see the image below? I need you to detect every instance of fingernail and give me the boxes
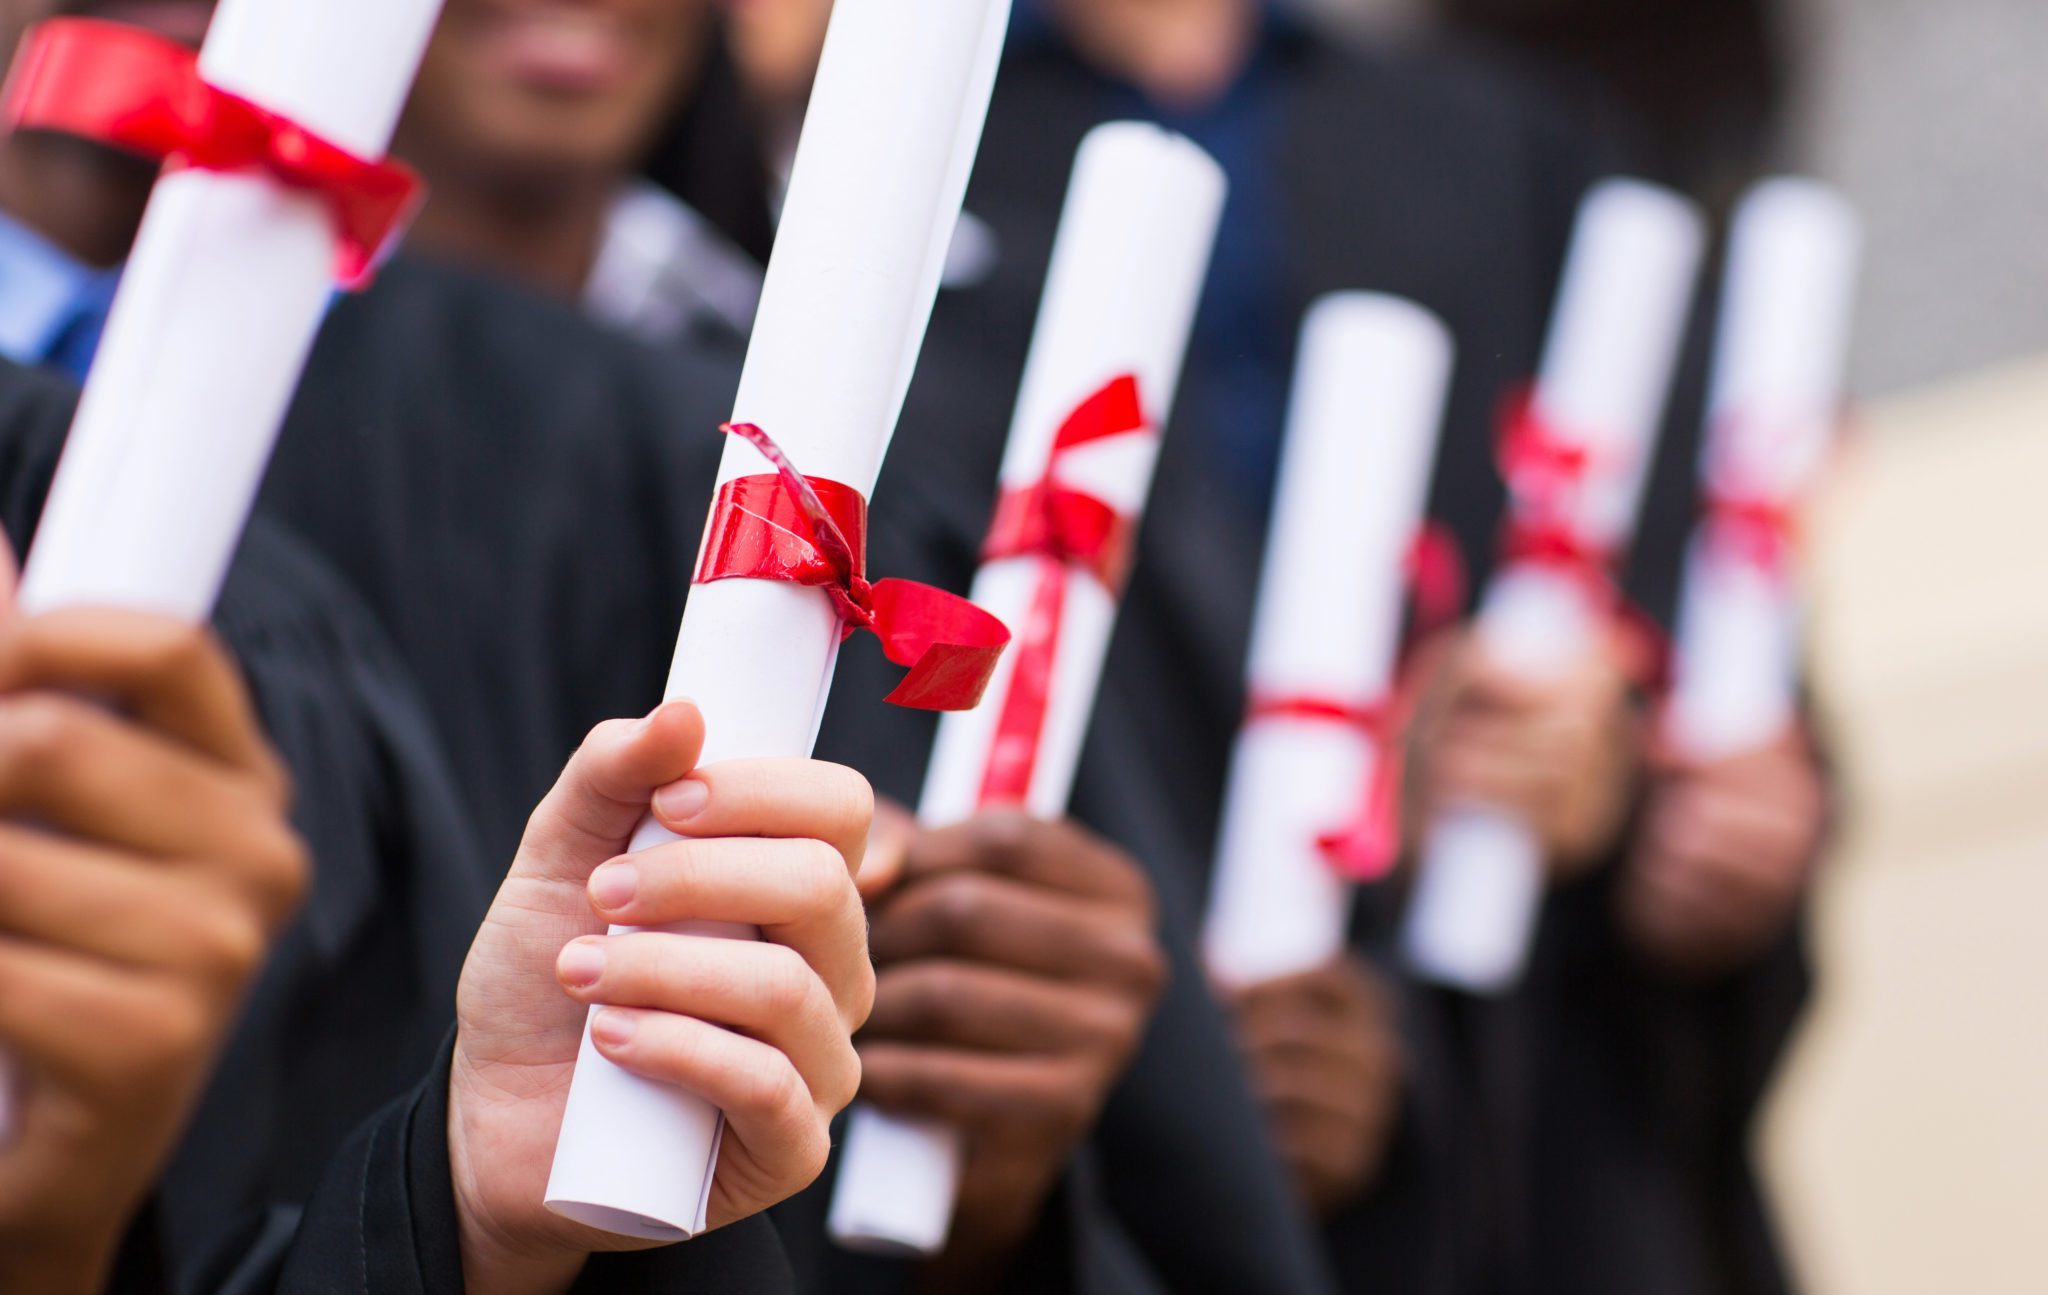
[592,1008,638,1048]
[590,862,639,911]
[655,778,709,822]
[558,939,607,988]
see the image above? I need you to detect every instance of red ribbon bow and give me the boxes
[1494,386,1621,603]
[1245,694,1405,882]
[2,19,423,288]
[974,375,1150,805]
[1702,487,1799,577]
[694,422,1010,712]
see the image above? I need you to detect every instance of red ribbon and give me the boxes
[973,375,1149,805]
[694,423,1011,712]
[1701,488,1798,577]
[1245,693,1405,882]
[1494,385,1621,605]
[1405,520,1470,644]
[1,19,422,288]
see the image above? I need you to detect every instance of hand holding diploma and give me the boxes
[1621,729,1828,977]
[1201,293,1455,991]
[848,808,1167,1280]
[828,120,1224,1258]
[544,0,1015,1239]
[1623,179,1858,977]
[448,705,875,1289]
[0,541,312,1294]
[0,0,440,1156]
[1227,957,1407,1219]
[1401,179,1706,994]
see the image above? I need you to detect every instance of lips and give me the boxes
[470,5,638,96]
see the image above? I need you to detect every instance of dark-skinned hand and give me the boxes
[0,534,310,1295]
[1618,727,1827,978]
[1404,625,1643,878]
[1228,956,1406,1218]
[856,805,1167,1287]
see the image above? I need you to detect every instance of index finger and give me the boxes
[0,609,280,791]
[650,757,873,879]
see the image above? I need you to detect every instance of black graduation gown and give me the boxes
[839,22,1809,1295]
[0,356,487,1290]
[0,327,795,1288]
[259,256,735,869]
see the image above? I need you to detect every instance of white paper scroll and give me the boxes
[1401,179,1706,994]
[1665,179,1859,760]
[543,0,1013,1241]
[827,120,1226,1260]
[1202,294,1454,989]
[19,0,442,615]
[0,0,442,1146]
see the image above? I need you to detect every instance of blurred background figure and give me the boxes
[397,0,768,343]
[708,3,2048,1294]
[1300,2,2048,1293]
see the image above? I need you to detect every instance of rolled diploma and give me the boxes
[0,0,441,1142]
[1666,179,1859,760]
[828,121,1226,1258]
[1402,179,1706,993]
[1202,294,1454,990]
[543,0,1014,1241]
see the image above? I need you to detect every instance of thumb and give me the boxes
[515,699,706,881]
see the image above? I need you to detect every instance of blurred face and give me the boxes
[721,0,831,114]
[402,0,712,191]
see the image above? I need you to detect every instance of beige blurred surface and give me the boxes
[1763,355,2048,1295]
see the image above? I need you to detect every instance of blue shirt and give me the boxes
[0,209,119,382]
[1011,1,1296,514]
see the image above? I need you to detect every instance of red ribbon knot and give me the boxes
[695,422,1010,712]
[1702,488,1798,577]
[974,375,1150,805]
[1245,693,1404,882]
[1494,386,1622,605]
[2,19,423,288]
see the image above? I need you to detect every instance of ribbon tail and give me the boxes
[1405,520,1470,643]
[1052,373,1149,451]
[976,559,1066,805]
[866,578,1011,711]
[1316,755,1403,883]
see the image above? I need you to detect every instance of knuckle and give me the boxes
[924,872,991,939]
[1098,923,1168,1000]
[736,1055,807,1121]
[249,746,297,813]
[0,693,79,779]
[582,715,640,756]
[819,1044,863,1114]
[759,944,819,1018]
[836,769,876,834]
[134,990,214,1072]
[790,837,848,904]
[974,809,1033,862]
[876,964,959,1039]
[135,621,218,692]
[843,957,877,1032]
[191,903,269,984]
[788,1119,832,1189]
[252,827,314,920]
